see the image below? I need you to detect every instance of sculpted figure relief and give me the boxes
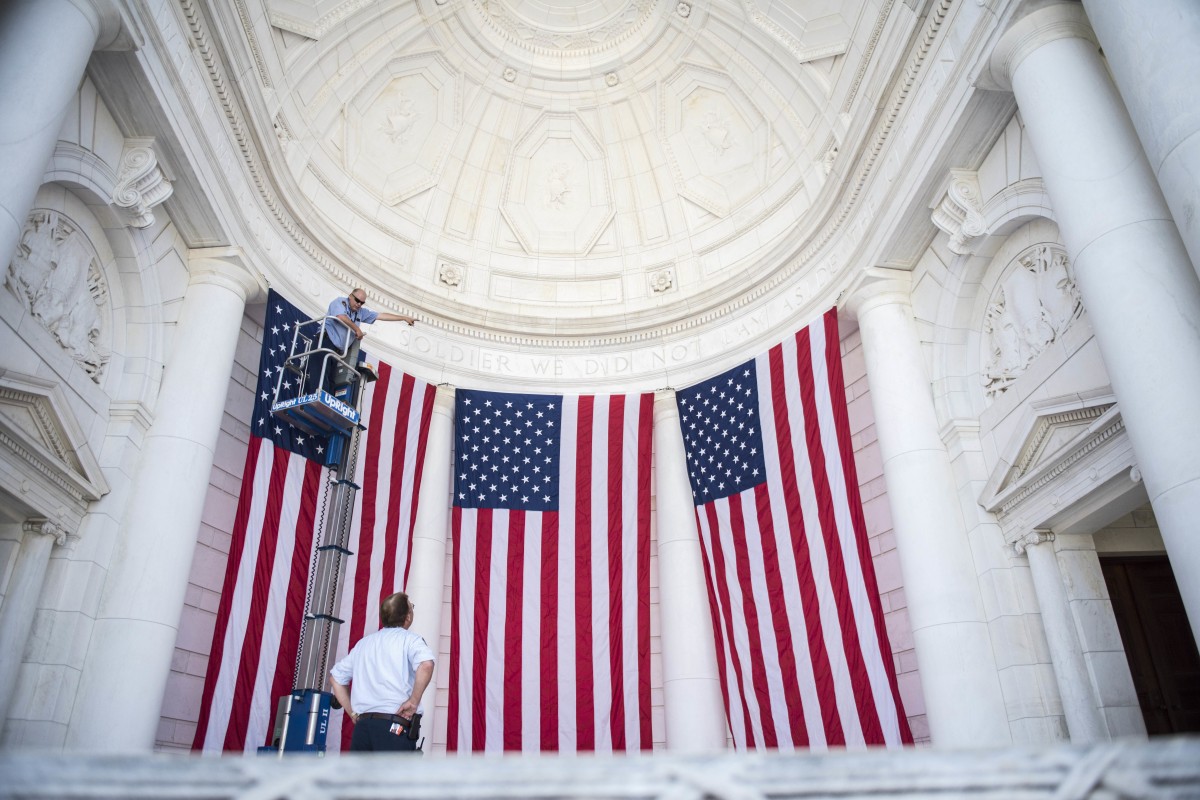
[380,95,420,146]
[982,245,1082,396]
[545,162,574,211]
[5,211,110,381]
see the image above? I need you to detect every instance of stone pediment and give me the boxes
[0,371,108,532]
[980,394,1139,540]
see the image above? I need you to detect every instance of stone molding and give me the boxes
[989,4,1097,91]
[981,397,1138,541]
[0,372,108,534]
[112,138,174,229]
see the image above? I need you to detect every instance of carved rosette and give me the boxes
[438,260,466,290]
[112,138,174,229]
[981,244,1082,397]
[6,211,112,382]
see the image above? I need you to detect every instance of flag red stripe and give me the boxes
[768,343,844,746]
[635,393,654,749]
[263,459,323,746]
[820,311,914,744]
[539,512,560,751]
[446,505,464,752]
[503,510,526,751]
[350,364,391,648]
[753,481,809,747]
[402,381,437,587]
[606,397,626,750]
[192,436,264,749]
[573,396,595,750]
[380,370,414,601]
[223,447,292,751]
[471,509,494,751]
[795,325,885,744]
[703,501,756,747]
[726,491,778,748]
[693,506,733,744]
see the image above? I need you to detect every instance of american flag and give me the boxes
[193,289,436,753]
[676,308,911,750]
[446,389,655,752]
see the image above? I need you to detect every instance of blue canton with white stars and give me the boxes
[676,359,767,505]
[252,289,327,463]
[454,389,562,511]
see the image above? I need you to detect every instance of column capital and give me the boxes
[1012,528,1055,556]
[187,247,268,304]
[989,4,1097,91]
[23,517,68,547]
[77,0,141,51]
[842,268,912,321]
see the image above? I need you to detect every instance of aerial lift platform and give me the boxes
[260,316,373,755]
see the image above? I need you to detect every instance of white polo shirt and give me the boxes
[329,626,435,715]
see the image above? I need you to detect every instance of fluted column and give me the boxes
[848,278,1011,747]
[990,4,1200,646]
[1014,531,1108,743]
[1081,0,1200,278]
[0,519,67,738]
[404,385,454,744]
[0,0,128,272]
[653,393,729,752]
[67,250,264,752]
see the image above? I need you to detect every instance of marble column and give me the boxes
[403,385,454,745]
[848,278,1011,747]
[67,250,264,752]
[1014,531,1108,744]
[0,0,127,272]
[653,393,731,752]
[0,519,67,738]
[1081,0,1200,278]
[990,4,1200,646]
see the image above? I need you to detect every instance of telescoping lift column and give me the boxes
[261,315,374,755]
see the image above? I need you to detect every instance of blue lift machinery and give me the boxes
[260,315,372,755]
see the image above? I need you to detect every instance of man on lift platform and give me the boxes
[325,288,416,395]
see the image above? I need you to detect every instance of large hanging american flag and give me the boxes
[676,308,911,750]
[446,389,655,752]
[192,289,436,753]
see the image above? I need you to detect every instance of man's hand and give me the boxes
[354,325,365,340]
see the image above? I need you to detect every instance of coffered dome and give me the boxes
[258,0,892,342]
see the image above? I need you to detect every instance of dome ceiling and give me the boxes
[258,0,890,340]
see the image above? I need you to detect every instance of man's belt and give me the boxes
[357,711,407,723]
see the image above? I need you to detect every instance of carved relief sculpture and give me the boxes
[5,211,110,382]
[545,162,574,211]
[982,245,1082,396]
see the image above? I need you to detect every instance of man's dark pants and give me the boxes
[349,716,417,752]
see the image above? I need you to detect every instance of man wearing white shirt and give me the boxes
[329,592,435,752]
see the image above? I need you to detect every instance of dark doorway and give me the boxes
[1101,556,1200,734]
